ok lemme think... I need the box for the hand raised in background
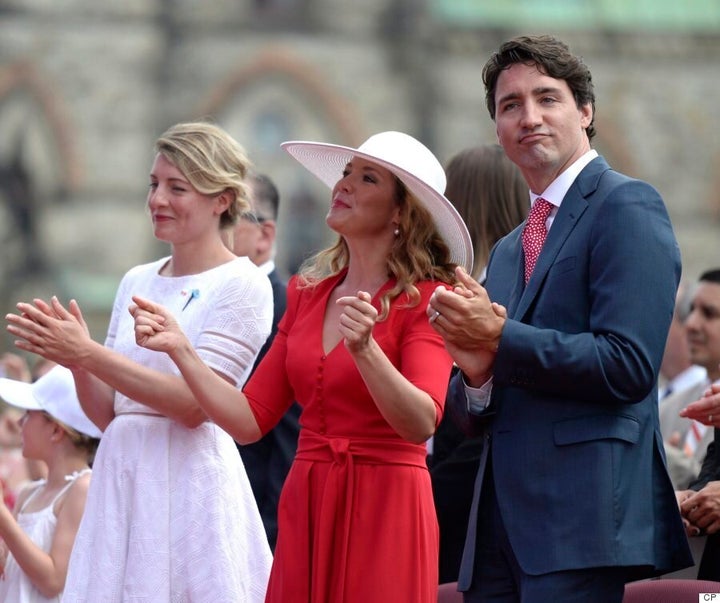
[680,380,720,427]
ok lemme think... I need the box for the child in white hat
[0,365,100,602]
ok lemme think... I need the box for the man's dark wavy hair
[482,35,597,141]
[700,269,720,285]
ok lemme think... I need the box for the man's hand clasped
[427,266,506,387]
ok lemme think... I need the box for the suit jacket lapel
[503,230,526,318]
[512,158,609,320]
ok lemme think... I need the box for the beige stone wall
[0,2,718,343]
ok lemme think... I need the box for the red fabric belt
[296,429,427,466]
[293,430,427,601]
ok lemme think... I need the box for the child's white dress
[0,470,90,603]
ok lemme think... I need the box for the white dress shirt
[465,150,599,414]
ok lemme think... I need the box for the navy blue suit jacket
[452,156,692,587]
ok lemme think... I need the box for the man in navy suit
[428,35,692,602]
[231,172,300,551]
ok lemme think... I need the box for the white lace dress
[62,257,274,603]
[0,470,90,603]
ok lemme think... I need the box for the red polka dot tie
[522,197,553,283]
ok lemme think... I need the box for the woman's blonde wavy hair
[154,121,253,229]
[298,178,457,320]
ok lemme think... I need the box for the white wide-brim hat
[281,131,473,273]
[0,365,103,439]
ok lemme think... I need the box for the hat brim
[281,140,474,274]
[0,369,103,440]
[0,378,42,411]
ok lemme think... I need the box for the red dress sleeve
[394,281,454,427]
[243,275,302,435]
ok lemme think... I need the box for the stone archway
[194,48,368,277]
[0,61,79,311]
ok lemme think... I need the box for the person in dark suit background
[658,279,706,402]
[660,272,720,489]
[673,269,720,579]
[230,172,301,551]
[427,34,692,602]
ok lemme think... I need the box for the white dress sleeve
[194,260,273,387]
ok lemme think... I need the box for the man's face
[686,281,720,378]
[493,62,592,192]
[231,214,263,261]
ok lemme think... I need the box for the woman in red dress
[131,131,473,602]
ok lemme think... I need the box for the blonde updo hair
[155,121,253,228]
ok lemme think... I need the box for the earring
[394,228,400,236]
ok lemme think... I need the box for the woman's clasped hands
[5,297,91,366]
[129,296,182,354]
[336,291,378,354]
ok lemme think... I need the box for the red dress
[245,272,454,603]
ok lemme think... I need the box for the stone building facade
[0,0,718,341]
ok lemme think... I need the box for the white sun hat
[281,131,474,273]
[0,365,103,439]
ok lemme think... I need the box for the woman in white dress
[0,365,101,603]
[6,122,274,602]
